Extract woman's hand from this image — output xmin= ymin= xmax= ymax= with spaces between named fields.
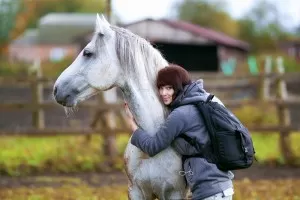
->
xmin=124 ymin=102 xmax=138 ymax=132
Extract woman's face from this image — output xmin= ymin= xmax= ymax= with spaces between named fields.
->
xmin=159 ymin=85 xmax=175 ymax=105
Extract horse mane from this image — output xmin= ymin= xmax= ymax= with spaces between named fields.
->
xmin=111 ymin=26 xmax=168 ymax=87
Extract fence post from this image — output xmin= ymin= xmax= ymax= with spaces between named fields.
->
xmin=262 ymin=56 xmax=272 ymax=100
xmin=276 ymin=57 xmax=294 ymax=164
xmin=91 ymin=90 xmax=118 ymax=167
xmin=31 ymin=59 xmax=44 ymax=129
xmin=103 ymin=89 xmax=118 ymax=166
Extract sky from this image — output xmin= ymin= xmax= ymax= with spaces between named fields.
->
xmin=113 ymin=0 xmax=300 ymax=29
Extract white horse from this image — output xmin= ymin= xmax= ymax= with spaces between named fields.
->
xmin=53 ymin=14 xmax=187 ymax=200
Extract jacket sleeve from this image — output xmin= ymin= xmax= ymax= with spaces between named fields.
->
xmin=130 ymin=109 xmax=187 ymax=157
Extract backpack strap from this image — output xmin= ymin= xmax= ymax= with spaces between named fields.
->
xmin=179 ymin=134 xmax=197 ymax=146
xmin=206 ymin=94 xmax=214 ymax=103
xmin=178 ymin=134 xmax=206 ymax=158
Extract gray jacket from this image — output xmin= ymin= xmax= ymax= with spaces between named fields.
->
xmin=131 ymin=80 xmax=234 ymax=199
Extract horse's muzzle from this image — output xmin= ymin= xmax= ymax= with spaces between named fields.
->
xmin=53 ymin=85 xmax=78 ymax=107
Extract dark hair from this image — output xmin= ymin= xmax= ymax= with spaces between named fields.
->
xmin=156 ymin=64 xmax=192 ymax=95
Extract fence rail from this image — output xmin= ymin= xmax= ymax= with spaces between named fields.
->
xmin=0 ymin=125 xmax=299 ymax=137
xmin=1 ymin=98 xmax=300 ymax=111
xmin=0 ymin=101 xmax=124 ymax=110
xmin=1 ymin=69 xmax=300 ymax=164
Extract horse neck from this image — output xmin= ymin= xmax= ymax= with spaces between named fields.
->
xmin=121 ymin=53 xmax=168 ymax=133
xmin=121 ymin=79 xmax=168 ymax=172
xmin=122 ymin=78 xmax=167 ymax=135
xmin=113 ymin=28 xmax=170 ymax=132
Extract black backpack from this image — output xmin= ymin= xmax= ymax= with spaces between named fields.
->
xmin=179 ymin=94 xmax=255 ymax=171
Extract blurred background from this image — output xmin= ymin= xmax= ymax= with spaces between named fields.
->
xmin=1 ymin=0 xmax=300 ymax=199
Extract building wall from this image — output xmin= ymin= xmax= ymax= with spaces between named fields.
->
xmin=281 ymin=44 xmax=300 ymax=61
xmin=218 ymin=46 xmax=248 ymax=64
xmin=9 ymin=44 xmax=80 ymax=63
xmin=218 ymin=46 xmax=248 ymax=73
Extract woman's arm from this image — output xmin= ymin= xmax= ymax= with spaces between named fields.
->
xmin=125 ymin=104 xmax=187 ymax=157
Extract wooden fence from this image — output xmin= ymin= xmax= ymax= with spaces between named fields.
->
xmin=1 ymin=68 xmax=300 ymax=164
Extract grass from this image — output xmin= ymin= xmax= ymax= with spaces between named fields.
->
xmin=1 ymin=132 xmax=300 ymax=199
xmin=0 ymin=134 xmax=129 ymax=176
xmin=251 ymin=132 xmax=300 ymax=164
xmin=0 ymin=185 xmax=129 ymax=200
xmin=0 ymin=132 xmax=300 ymax=176
xmin=0 ymin=178 xmax=300 ymax=200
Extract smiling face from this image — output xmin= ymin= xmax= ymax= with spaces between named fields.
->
xmin=158 ymin=85 xmax=175 ymax=105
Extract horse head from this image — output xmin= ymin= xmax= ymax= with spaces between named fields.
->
xmin=53 ymin=14 xmax=123 ymax=107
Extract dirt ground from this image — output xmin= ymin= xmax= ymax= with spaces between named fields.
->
xmin=1 ymin=163 xmax=300 ymax=188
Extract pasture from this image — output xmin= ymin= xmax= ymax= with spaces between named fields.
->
xmin=1 ymin=133 xmax=300 ymax=199
xmin=1 ymin=133 xmax=300 ymax=176
xmin=0 ymin=178 xmax=300 ymax=200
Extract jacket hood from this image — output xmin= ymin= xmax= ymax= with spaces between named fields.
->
xmin=170 ymin=79 xmax=210 ymax=109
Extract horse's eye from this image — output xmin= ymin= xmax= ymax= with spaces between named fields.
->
xmin=83 ymin=49 xmax=93 ymax=58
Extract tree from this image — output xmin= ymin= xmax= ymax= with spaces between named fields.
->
xmin=0 ymin=0 xmax=35 ymax=56
xmin=176 ymin=0 xmax=240 ymax=38
xmin=0 ymin=0 xmax=19 ymax=54
xmin=0 ymin=0 xmax=106 ymax=57
xmin=237 ymin=0 xmax=291 ymax=52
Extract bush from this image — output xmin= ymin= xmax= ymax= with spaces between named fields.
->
xmin=0 ymin=57 xmax=74 ymax=78
xmin=41 ymin=57 xmax=74 ymax=78
xmin=234 ymin=52 xmax=300 ymax=75
xmin=232 ymin=102 xmax=278 ymax=126
xmin=255 ymin=52 xmax=300 ymax=73
xmin=0 ymin=59 xmax=30 ymax=76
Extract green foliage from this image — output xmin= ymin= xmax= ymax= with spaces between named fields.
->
xmin=233 ymin=104 xmax=300 ymax=165
xmin=176 ymin=0 xmax=239 ymax=37
xmin=236 ymin=0 xmax=291 ymax=52
xmin=41 ymin=57 xmax=75 ymax=78
xmin=233 ymin=103 xmax=278 ymax=127
xmin=250 ymin=53 xmax=300 ymax=73
xmin=175 ymin=0 xmax=294 ymax=53
xmin=0 ymin=57 xmax=75 ymax=78
xmin=0 ymin=59 xmax=29 ymax=76
xmin=1 ymin=0 xmax=107 ymax=57
xmin=281 ymin=55 xmax=300 ymax=72
xmin=0 ymin=0 xmax=21 ymax=55
xmin=0 ymin=0 xmax=20 ymax=43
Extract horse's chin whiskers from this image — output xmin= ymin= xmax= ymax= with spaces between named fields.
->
xmin=63 ymin=106 xmax=78 ymax=117
xmin=50 ymin=93 xmax=56 ymax=101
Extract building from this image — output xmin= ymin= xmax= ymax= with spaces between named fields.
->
xmin=122 ymin=19 xmax=250 ymax=72
xmin=10 ymin=13 xmax=250 ymax=72
xmin=279 ymin=40 xmax=300 ymax=61
xmin=9 ymin=13 xmax=96 ymax=63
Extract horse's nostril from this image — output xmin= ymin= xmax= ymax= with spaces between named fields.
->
xmin=65 ymin=94 xmax=71 ymax=101
xmin=54 ymin=86 xmax=58 ymax=96
xmin=71 ymin=88 xmax=79 ymax=95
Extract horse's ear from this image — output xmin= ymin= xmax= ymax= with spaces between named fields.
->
xmin=100 ymin=14 xmax=110 ymax=26
xmin=95 ymin=13 xmax=111 ymax=35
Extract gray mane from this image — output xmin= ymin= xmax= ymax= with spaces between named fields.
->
xmin=111 ymin=26 xmax=168 ymax=87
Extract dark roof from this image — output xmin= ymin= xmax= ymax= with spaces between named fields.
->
xmin=123 ymin=18 xmax=250 ymax=51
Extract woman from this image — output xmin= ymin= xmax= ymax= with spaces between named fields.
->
xmin=125 ymin=64 xmax=234 ymax=200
